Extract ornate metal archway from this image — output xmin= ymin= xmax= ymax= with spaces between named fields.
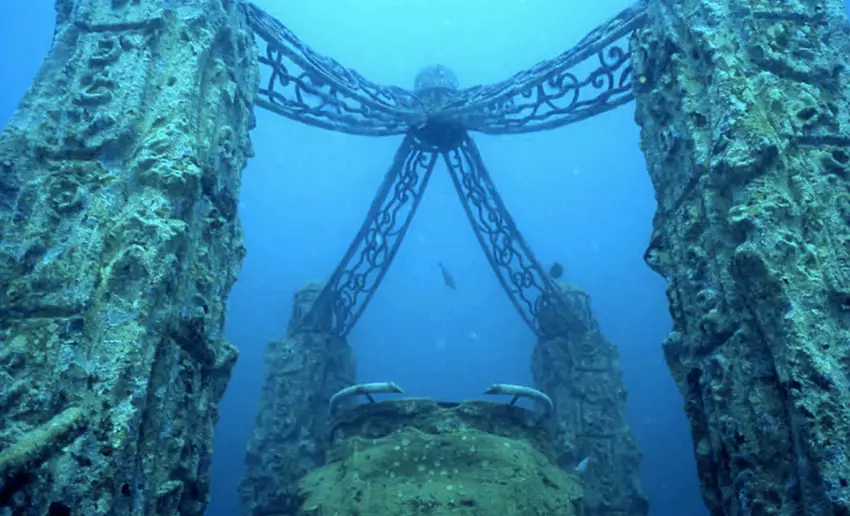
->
xmin=242 ymin=2 xmax=648 ymax=339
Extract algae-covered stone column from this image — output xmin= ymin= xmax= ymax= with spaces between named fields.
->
xmin=239 ymin=282 xmax=355 ymax=516
xmin=0 ymin=0 xmax=256 ymax=513
xmin=632 ymin=0 xmax=850 ymax=513
xmin=532 ymin=283 xmax=648 ymax=516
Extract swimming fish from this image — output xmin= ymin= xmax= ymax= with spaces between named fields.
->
xmin=438 ymin=262 xmax=456 ymax=290
xmin=574 ymin=456 xmax=590 ymax=473
xmin=549 ymin=261 xmax=564 ymax=279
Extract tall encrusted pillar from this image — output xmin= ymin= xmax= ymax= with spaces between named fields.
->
xmin=632 ymin=0 xmax=850 ymax=513
xmin=238 ymin=282 xmax=355 ymax=516
xmin=0 ymin=0 xmax=256 ymax=513
xmin=532 ymin=283 xmax=649 ymax=516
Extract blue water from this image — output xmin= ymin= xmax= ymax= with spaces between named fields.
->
xmin=0 ymin=1 xmax=717 ymax=515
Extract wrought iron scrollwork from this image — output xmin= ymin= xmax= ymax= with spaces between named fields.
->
xmin=244 ymin=1 xmax=648 ymax=338
xmin=243 ymin=3 xmax=426 ymax=136
xmin=302 ymin=135 xmax=438 ymax=337
xmin=443 ymin=135 xmax=589 ymax=337
xmin=442 ymin=1 xmax=648 ymax=133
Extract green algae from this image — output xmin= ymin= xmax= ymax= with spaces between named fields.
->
xmin=298 ymin=425 xmax=581 ymax=516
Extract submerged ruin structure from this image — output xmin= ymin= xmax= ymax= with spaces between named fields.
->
xmin=238 ymin=283 xmax=355 ymax=515
xmin=238 ymin=3 xmax=650 ymax=515
xmin=0 ymin=0 xmax=256 ymax=513
xmin=632 ymin=0 xmax=850 ymax=513
xmin=533 ymin=283 xmax=648 ymax=516
xmin=8 ymin=0 xmax=849 ymax=514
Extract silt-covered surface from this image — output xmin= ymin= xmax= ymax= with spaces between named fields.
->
xmin=298 ymin=399 xmax=582 ymax=516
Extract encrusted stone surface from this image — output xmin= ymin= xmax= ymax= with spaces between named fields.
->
xmin=0 ymin=0 xmax=257 ymax=513
xmin=328 ymin=398 xmax=557 ymax=457
xmin=298 ymin=398 xmax=582 ymax=516
xmin=532 ymin=283 xmax=649 ymax=516
xmin=632 ymin=0 xmax=850 ymax=513
xmin=239 ymin=282 xmax=356 ymax=516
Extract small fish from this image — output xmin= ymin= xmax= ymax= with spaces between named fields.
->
xmin=468 ymin=331 xmax=480 ymax=341
xmin=439 ymin=262 xmax=456 ymax=290
xmin=574 ymin=456 xmax=590 ymax=473
xmin=549 ymin=261 xmax=564 ymax=279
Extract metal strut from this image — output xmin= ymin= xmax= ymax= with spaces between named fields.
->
xmin=443 ymin=1 xmax=648 ymax=134
xmin=303 ymin=130 xmax=589 ymax=339
xmin=443 ymin=134 xmax=589 ymax=337
xmin=302 ymin=134 xmax=438 ymax=337
xmin=243 ymin=2 xmax=425 ymax=136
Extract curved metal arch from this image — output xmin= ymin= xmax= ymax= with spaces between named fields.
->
xmin=244 ymin=1 xmax=647 ymax=137
xmin=444 ymin=1 xmax=648 ymax=134
xmin=243 ymin=2 xmax=427 ymax=136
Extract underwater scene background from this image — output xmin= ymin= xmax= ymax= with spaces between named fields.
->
xmin=6 ymin=1 xmax=843 ymax=514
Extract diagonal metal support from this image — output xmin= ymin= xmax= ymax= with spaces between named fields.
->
xmin=443 ymin=134 xmax=589 ymax=338
xmin=443 ymin=1 xmax=648 ymax=134
xmin=243 ymin=3 xmax=426 ymax=136
xmin=300 ymin=134 xmax=438 ymax=337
